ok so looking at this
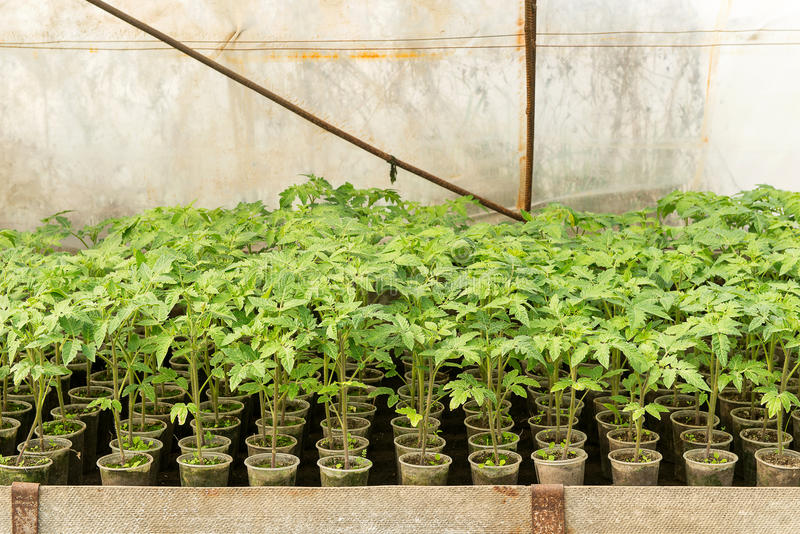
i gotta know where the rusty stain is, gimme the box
[531,484,565,534]
[492,485,520,498]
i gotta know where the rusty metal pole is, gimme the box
[519,0,537,213]
[82,0,524,221]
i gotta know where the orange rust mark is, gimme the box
[493,486,520,497]
[348,50,440,60]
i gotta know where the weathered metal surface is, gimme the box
[530,484,564,534]
[564,486,800,534]
[11,482,39,534]
[1,485,532,534]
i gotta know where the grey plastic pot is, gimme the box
[535,429,587,450]
[467,432,520,454]
[255,416,306,451]
[393,433,445,483]
[730,407,776,460]
[531,447,586,486]
[131,402,175,455]
[463,414,513,439]
[178,434,232,456]
[463,399,511,418]
[670,410,719,481]
[316,435,369,460]
[67,386,113,456]
[683,448,738,486]
[50,404,100,473]
[318,456,372,487]
[346,402,378,424]
[0,418,20,456]
[190,416,241,457]
[528,414,578,440]
[155,385,187,404]
[320,416,371,439]
[35,418,87,484]
[3,401,33,447]
[390,416,441,439]
[608,448,662,486]
[176,452,233,487]
[97,452,154,486]
[398,452,452,486]
[468,450,522,486]
[110,437,163,485]
[653,394,696,462]
[755,448,800,487]
[244,453,300,486]
[607,428,659,456]
[18,437,72,485]
[198,400,246,421]
[534,395,584,420]
[594,410,625,479]
[122,418,168,442]
[0,456,52,485]
[246,434,297,457]
[678,429,732,483]
[718,389,752,431]
[740,428,794,485]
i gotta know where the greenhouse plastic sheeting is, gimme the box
[2,0,800,230]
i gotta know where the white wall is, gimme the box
[1,1,799,230]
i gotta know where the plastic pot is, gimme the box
[670,410,719,481]
[467,432,520,454]
[50,404,100,473]
[398,452,452,486]
[390,416,441,439]
[131,402,175,455]
[18,437,72,485]
[463,399,511,418]
[718,389,752,431]
[653,394,696,462]
[255,416,306,451]
[110,437,163,485]
[683,448,738,486]
[594,410,625,479]
[246,434,297,457]
[178,435,232,456]
[2,401,33,447]
[393,433,445,483]
[320,416,371,439]
[608,448,662,486]
[122,418,168,442]
[534,395,584,420]
[97,452,153,486]
[316,435,369,460]
[176,452,233,487]
[0,456,52,485]
[244,453,300,486]
[730,406,776,460]
[35,418,86,484]
[755,448,800,487]
[463,414,512,439]
[531,447,587,486]
[468,450,522,486]
[535,429,587,450]
[0,418,20,456]
[607,428,659,455]
[318,455,372,487]
[740,428,794,485]
[190,416,242,457]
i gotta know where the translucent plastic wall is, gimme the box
[1,0,799,230]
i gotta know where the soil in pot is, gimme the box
[255,416,306,450]
[531,447,587,486]
[244,452,300,486]
[345,402,378,423]
[730,407,776,459]
[18,437,71,485]
[0,455,52,485]
[190,416,242,457]
[398,452,452,486]
[528,413,578,440]
[176,452,233,487]
[608,448,662,486]
[468,450,522,486]
[607,428,659,455]
[0,418,20,456]
[178,434,232,456]
[463,399,511,418]
[390,416,441,439]
[121,418,168,441]
[318,455,372,487]
[110,436,164,485]
[534,395,585,420]
[535,429,587,451]
[50,403,100,473]
[97,452,153,486]
[670,410,719,481]
[740,428,794,485]
[467,431,519,454]
[683,449,738,486]
[246,434,297,457]
[36,418,86,485]
[755,448,800,487]
[463,414,512,439]
[317,435,369,460]
[320,416,371,439]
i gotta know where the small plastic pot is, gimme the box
[595,410,626,479]
[244,453,300,486]
[198,400,246,421]
[255,416,306,450]
[246,434,297,457]
[316,435,369,459]
[178,435,232,456]
[463,399,511,418]
[467,432,520,454]
[3,401,33,447]
[534,395,584,420]
[35,418,87,485]
[0,418,21,456]
[398,452,452,486]
[0,456,52,485]
[531,447,587,486]
[390,416,441,439]
[683,448,738,486]
[755,448,800,487]
[528,414,578,440]
[190,416,242,457]
[50,404,101,473]
[318,455,372,487]
[670,410,719,481]
[463,414,512,439]
[110,437,164,484]
[653,394,696,462]
[608,448,662,486]
[18,437,72,485]
[346,402,378,424]
[535,429,587,450]
[739,428,793,485]
[320,416,371,439]
[131,402,175,455]
[467,450,522,486]
[97,452,153,486]
[393,433,445,483]
[730,407,776,459]
[176,452,233,487]
[122,418,168,442]
[718,389,752,431]
[607,428,659,457]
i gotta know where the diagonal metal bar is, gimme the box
[83,0,524,221]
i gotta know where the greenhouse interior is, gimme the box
[2,1,800,533]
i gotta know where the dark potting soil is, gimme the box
[0,456,49,467]
[683,431,728,444]
[25,440,64,453]
[534,448,581,461]
[251,435,294,448]
[673,415,707,426]
[760,451,800,467]
[183,455,225,466]
[122,421,163,433]
[614,451,657,463]
[3,402,29,412]
[74,389,111,399]
[105,455,149,469]
[742,429,780,442]
[473,432,517,446]
[0,420,15,430]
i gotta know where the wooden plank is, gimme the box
[1,485,532,534]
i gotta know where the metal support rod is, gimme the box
[519,0,537,213]
[83,0,524,221]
